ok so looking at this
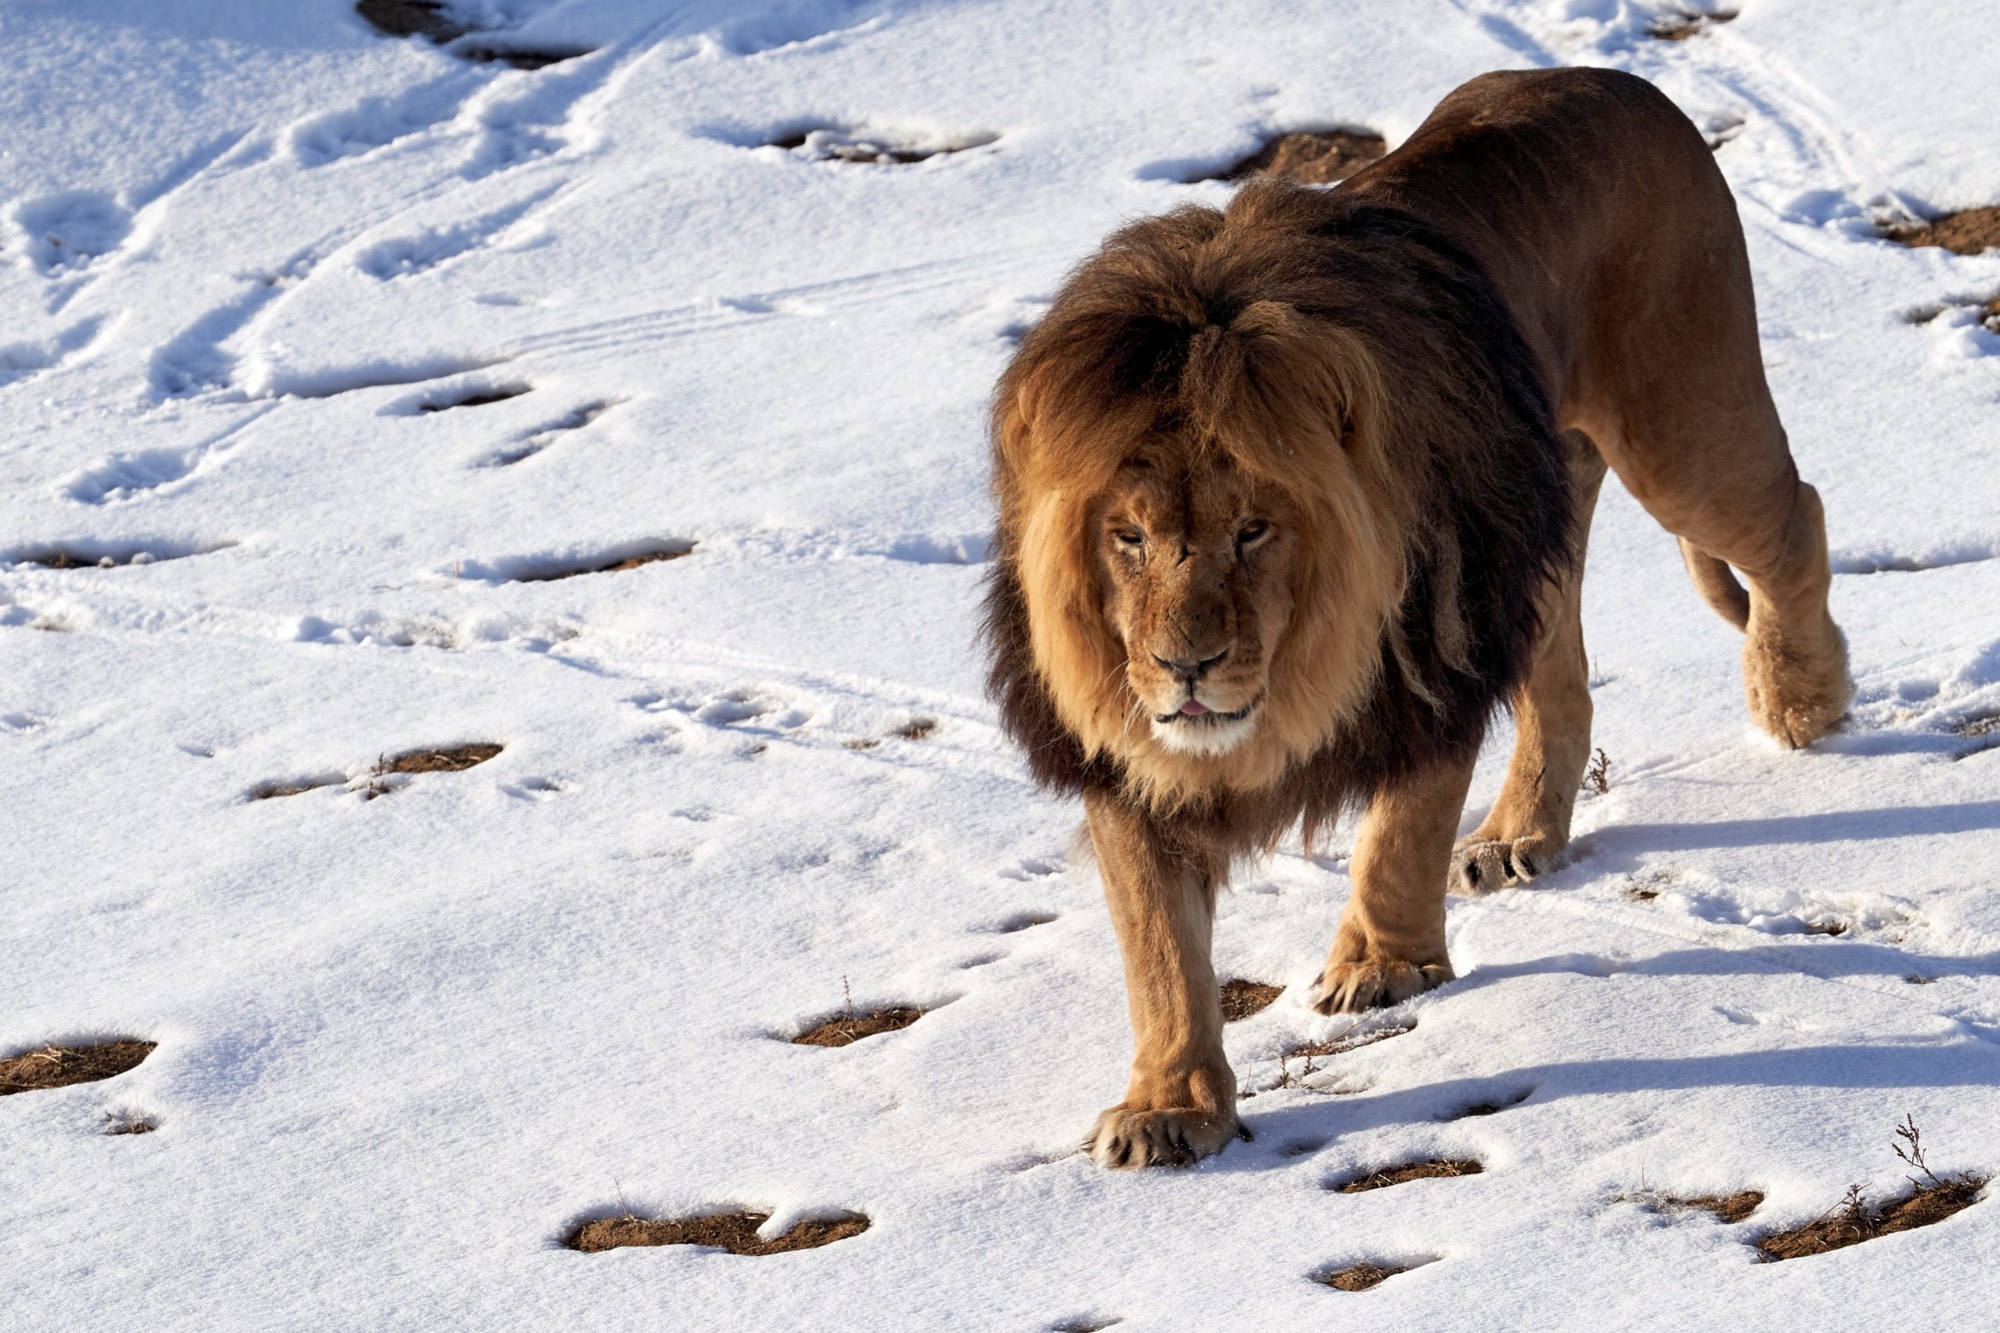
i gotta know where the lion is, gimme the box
[982,67,1850,1169]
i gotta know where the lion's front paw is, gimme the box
[1310,958,1451,1014]
[1450,834,1563,897]
[1084,1104,1239,1169]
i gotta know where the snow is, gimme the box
[3,0,1997,1327]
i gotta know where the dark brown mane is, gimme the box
[983,178,1575,852]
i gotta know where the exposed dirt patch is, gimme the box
[767,127,997,165]
[892,717,938,741]
[1884,206,2000,255]
[792,1006,924,1048]
[1756,1178,1984,1260]
[564,1210,868,1255]
[1331,1158,1483,1194]
[1318,1260,1421,1291]
[105,1113,158,1135]
[1212,129,1387,185]
[1800,918,1849,937]
[381,743,502,775]
[0,1041,155,1095]
[1680,1190,1765,1223]
[1648,8,1738,40]
[11,542,223,571]
[482,399,619,466]
[1291,1019,1415,1060]
[420,384,530,412]
[1220,979,1282,1022]
[1627,886,1661,902]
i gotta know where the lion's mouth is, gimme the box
[1154,697,1257,726]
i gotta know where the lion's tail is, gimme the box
[1678,538,1750,631]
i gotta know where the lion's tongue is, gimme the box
[1179,699,1211,717]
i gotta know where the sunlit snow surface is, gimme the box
[3,1,1998,1327]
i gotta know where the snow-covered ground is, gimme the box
[3,0,1997,1326]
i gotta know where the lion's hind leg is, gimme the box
[1452,434,1606,895]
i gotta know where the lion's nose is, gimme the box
[1152,649,1229,683]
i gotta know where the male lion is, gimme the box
[983,68,1849,1168]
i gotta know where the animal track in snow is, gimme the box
[1327,1157,1484,1194]
[1436,1085,1534,1121]
[752,124,999,165]
[474,398,619,466]
[1316,1257,1437,1291]
[246,354,508,402]
[791,1006,925,1047]
[8,192,132,276]
[416,383,531,412]
[453,538,694,582]
[289,73,482,168]
[355,189,558,281]
[0,1040,155,1095]
[0,317,106,388]
[1831,542,2000,575]
[63,404,277,504]
[251,743,501,801]
[563,1209,867,1255]
[1647,7,1739,41]
[1289,1017,1415,1060]
[2,538,234,571]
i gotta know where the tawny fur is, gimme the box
[982,68,1851,1167]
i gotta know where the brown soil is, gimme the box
[0,1041,155,1095]
[892,717,938,740]
[564,1210,868,1255]
[1333,1158,1483,1194]
[1318,1260,1418,1291]
[20,547,190,570]
[1955,713,2000,738]
[355,0,468,42]
[511,542,696,581]
[1220,979,1282,1022]
[421,385,529,412]
[1885,207,2000,255]
[1801,918,1848,937]
[1755,1176,1986,1261]
[1649,9,1737,40]
[1627,886,1661,902]
[792,1006,924,1047]
[1660,1190,1765,1223]
[1219,130,1387,185]
[381,743,502,775]
[1291,1020,1415,1059]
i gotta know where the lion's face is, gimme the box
[1095,454,1295,757]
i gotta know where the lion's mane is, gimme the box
[983,180,1575,852]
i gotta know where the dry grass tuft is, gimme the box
[1290,1020,1415,1060]
[564,1210,868,1254]
[1219,979,1282,1022]
[380,744,503,775]
[1583,746,1611,796]
[1755,1116,1987,1261]
[0,1041,155,1096]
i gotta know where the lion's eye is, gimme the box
[1113,528,1146,549]
[1236,519,1271,546]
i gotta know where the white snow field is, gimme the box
[3,0,1998,1326]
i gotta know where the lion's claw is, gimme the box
[1311,958,1451,1014]
[1084,1105,1238,1169]
[1450,834,1563,896]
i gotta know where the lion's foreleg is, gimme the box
[1312,751,1476,1013]
[1081,790,1238,1168]
[1454,436,1606,894]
